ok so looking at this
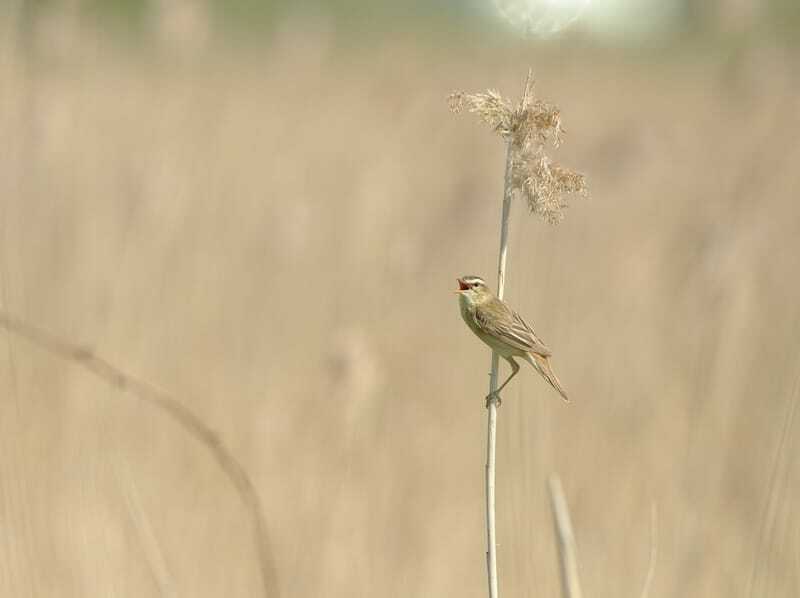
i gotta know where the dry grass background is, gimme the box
[1,15,800,598]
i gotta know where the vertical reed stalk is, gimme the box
[449,71,586,598]
[485,141,515,598]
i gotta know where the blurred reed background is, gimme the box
[0,1,799,596]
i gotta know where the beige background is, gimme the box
[1,9,799,597]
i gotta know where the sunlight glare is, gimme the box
[494,0,591,36]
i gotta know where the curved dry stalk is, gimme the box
[548,474,584,598]
[0,310,279,598]
[639,502,658,598]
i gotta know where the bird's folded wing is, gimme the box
[473,305,552,356]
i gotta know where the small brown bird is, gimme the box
[455,275,568,406]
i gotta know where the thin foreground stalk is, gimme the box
[548,474,584,598]
[485,142,515,598]
[639,502,658,598]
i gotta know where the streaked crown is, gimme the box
[461,275,485,286]
[457,275,492,296]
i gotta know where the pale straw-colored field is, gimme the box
[1,15,799,597]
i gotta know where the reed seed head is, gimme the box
[449,70,587,224]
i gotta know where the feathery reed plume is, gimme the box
[0,310,279,598]
[449,70,586,224]
[449,70,587,598]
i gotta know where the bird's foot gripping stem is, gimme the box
[485,391,502,409]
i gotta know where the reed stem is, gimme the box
[485,141,515,598]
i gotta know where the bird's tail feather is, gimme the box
[528,353,569,402]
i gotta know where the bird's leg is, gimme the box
[496,358,520,394]
[486,357,520,408]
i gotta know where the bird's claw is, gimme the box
[485,392,502,409]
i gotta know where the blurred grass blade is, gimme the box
[548,474,583,598]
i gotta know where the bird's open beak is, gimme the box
[454,278,469,293]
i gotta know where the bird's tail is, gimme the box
[528,353,569,402]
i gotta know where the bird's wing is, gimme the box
[473,302,552,357]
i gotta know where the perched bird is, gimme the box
[455,275,568,406]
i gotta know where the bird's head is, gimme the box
[455,275,493,306]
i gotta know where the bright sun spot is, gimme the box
[494,0,591,36]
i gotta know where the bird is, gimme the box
[455,275,568,406]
